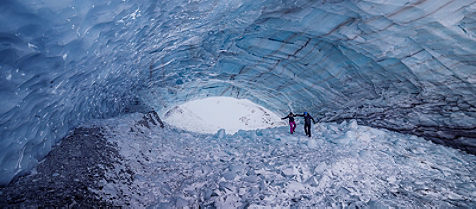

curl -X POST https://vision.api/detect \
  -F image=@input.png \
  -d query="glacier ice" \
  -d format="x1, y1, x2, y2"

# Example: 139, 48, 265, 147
0, 0, 475, 185
95, 113, 475, 207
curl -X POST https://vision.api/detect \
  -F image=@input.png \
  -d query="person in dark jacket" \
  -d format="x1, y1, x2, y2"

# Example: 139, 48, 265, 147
281, 112, 297, 134
297, 112, 316, 137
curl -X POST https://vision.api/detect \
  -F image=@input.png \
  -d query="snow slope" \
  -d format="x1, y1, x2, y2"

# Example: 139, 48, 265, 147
96, 113, 475, 208
163, 97, 286, 134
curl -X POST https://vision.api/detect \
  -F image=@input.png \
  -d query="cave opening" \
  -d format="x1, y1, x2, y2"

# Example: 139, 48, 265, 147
162, 96, 286, 134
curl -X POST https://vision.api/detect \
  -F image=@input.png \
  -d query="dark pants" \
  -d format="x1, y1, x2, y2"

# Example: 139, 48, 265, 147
304, 123, 311, 137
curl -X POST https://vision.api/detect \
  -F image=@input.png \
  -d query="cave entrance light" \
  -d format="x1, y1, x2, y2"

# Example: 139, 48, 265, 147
163, 97, 286, 134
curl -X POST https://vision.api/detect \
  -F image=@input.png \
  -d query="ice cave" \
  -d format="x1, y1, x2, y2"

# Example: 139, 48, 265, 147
0, 0, 475, 207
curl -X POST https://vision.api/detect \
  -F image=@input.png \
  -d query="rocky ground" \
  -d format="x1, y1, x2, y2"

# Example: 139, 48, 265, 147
0, 127, 134, 208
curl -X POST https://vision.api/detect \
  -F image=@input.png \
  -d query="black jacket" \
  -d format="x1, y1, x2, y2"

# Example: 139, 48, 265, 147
282, 114, 296, 122
297, 113, 315, 125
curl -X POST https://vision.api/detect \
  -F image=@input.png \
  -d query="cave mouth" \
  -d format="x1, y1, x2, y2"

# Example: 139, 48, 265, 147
0, 0, 475, 186
162, 97, 286, 134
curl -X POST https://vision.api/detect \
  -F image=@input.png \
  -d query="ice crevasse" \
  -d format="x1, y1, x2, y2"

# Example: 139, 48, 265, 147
0, 0, 475, 185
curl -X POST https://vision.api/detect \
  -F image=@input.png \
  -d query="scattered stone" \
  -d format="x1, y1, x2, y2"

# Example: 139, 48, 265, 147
0, 127, 134, 208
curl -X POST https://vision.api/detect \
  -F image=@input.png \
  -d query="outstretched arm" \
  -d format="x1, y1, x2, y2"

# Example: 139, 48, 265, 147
313, 118, 320, 124
281, 116, 289, 120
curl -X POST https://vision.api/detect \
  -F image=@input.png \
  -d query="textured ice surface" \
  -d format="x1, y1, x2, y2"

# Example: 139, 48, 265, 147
1, 0, 475, 184
163, 97, 285, 134
98, 114, 475, 208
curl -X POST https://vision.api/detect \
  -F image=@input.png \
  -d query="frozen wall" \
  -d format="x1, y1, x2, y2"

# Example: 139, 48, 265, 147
0, 0, 475, 185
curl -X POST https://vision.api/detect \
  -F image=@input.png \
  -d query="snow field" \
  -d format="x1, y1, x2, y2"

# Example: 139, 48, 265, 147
97, 113, 475, 208
163, 97, 286, 134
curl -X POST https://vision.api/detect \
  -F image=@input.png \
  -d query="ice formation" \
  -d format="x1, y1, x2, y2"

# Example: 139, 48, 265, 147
96, 114, 475, 207
163, 97, 285, 134
0, 0, 475, 186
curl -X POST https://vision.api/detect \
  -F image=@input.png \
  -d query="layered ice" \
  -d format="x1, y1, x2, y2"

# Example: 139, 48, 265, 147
97, 114, 475, 208
1, 0, 475, 184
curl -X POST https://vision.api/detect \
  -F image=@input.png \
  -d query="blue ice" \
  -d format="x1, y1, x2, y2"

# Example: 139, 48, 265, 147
0, 0, 475, 188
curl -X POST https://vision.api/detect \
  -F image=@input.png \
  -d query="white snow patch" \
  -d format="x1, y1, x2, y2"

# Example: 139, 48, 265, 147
163, 97, 286, 134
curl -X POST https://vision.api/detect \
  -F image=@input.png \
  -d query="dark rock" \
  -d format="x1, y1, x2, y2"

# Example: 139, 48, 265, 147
0, 127, 134, 208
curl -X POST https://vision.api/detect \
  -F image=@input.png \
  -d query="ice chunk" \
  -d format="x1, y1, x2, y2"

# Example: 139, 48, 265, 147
215, 129, 226, 139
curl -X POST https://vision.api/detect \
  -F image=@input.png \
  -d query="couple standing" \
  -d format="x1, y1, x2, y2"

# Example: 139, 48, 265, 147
282, 112, 316, 137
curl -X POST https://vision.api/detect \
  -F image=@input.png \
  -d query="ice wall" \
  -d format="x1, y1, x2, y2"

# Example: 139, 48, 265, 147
0, 0, 475, 185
